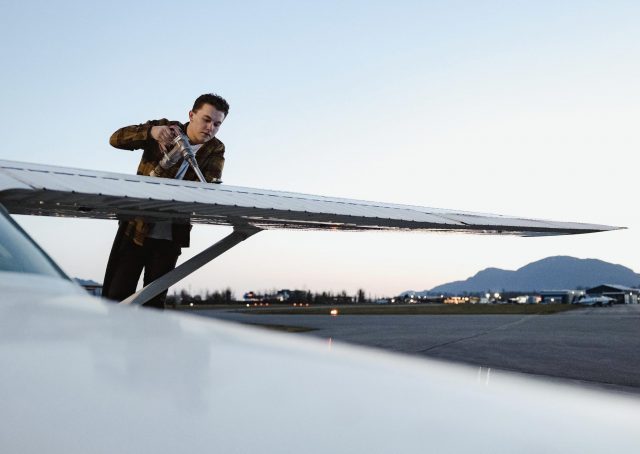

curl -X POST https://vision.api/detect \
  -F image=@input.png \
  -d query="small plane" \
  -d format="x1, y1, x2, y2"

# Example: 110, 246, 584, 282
0, 159, 637, 452
573, 295, 616, 306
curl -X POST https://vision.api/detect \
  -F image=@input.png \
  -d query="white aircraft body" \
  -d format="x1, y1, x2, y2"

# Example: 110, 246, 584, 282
0, 159, 637, 452
574, 295, 616, 306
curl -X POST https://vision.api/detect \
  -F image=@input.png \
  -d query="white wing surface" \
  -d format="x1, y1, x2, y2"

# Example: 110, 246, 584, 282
0, 160, 620, 236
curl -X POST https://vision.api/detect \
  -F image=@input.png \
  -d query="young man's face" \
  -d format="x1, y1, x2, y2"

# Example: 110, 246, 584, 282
187, 103, 226, 144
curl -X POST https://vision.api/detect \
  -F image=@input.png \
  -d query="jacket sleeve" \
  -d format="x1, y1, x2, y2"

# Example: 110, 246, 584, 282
203, 141, 226, 183
109, 119, 176, 150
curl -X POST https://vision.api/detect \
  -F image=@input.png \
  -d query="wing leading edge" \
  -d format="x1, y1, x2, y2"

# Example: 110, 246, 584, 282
0, 159, 622, 306
0, 160, 621, 236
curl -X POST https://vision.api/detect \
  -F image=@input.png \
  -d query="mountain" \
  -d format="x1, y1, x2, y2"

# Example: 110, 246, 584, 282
422, 256, 640, 294
74, 278, 101, 287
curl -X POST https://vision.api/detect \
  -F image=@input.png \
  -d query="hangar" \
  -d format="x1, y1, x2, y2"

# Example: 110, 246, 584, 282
586, 284, 639, 304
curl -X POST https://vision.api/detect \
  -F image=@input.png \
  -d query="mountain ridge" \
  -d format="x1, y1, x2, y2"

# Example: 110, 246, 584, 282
406, 256, 640, 295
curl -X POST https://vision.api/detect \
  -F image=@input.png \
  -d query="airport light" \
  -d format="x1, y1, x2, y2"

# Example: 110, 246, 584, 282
330, 309, 339, 316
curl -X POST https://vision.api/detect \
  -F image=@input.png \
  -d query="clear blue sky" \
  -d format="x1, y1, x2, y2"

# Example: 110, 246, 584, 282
1, 1, 638, 297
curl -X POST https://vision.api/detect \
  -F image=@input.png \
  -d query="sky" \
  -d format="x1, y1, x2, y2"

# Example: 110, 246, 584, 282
1, 1, 638, 298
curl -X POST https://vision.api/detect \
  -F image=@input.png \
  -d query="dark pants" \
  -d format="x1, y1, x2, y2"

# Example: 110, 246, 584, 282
103, 224, 181, 309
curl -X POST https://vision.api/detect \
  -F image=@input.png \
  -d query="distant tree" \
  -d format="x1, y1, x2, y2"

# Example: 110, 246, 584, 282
180, 289, 192, 304
321, 291, 329, 304
357, 288, 366, 303
165, 294, 178, 306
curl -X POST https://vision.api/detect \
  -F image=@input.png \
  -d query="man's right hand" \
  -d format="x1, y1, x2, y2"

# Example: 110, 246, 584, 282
158, 141, 184, 169
150, 125, 181, 152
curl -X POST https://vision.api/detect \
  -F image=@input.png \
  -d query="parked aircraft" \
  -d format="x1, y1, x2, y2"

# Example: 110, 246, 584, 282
574, 295, 616, 306
0, 159, 637, 452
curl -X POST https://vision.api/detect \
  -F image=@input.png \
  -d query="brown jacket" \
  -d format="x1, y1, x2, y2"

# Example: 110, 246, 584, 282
110, 118, 225, 247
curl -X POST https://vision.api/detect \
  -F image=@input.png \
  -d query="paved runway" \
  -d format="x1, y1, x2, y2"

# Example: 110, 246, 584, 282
197, 304, 640, 394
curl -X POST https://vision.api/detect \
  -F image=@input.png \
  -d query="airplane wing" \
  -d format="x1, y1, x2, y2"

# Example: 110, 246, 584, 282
0, 159, 620, 236
0, 159, 622, 306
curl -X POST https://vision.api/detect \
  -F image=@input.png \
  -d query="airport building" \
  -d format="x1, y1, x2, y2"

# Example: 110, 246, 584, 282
586, 284, 640, 304
539, 290, 583, 304
75, 278, 103, 297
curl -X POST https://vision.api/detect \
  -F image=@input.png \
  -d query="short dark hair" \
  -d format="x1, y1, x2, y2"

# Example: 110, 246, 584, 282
192, 93, 230, 117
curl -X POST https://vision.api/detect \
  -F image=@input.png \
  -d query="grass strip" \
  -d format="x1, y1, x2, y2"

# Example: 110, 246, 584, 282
242, 322, 316, 333
237, 304, 580, 316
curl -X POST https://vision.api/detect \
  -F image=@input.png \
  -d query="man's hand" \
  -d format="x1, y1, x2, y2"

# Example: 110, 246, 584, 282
158, 141, 184, 169
150, 125, 181, 152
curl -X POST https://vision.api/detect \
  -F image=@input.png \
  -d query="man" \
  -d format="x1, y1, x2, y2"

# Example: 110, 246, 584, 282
102, 93, 229, 308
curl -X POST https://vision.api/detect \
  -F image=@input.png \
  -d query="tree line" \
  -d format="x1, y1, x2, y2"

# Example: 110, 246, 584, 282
166, 288, 371, 306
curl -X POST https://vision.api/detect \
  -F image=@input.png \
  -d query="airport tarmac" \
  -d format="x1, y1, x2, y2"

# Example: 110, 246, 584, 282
197, 304, 640, 395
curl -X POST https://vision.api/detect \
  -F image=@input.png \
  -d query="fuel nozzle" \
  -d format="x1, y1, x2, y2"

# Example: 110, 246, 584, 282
172, 133, 207, 183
